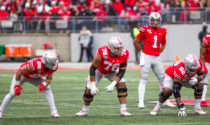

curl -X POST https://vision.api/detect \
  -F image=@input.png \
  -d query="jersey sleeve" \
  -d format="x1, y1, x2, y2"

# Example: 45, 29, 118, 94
29, 59, 37, 71
202, 35, 210, 46
97, 47, 102, 58
123, 49, 129, 62
173, 67, 185, 81
136, 26, 146, 40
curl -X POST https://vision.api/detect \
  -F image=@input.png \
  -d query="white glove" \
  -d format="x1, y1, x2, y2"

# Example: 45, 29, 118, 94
105, 81, 117, 92
178, 107, 186, 116
188, 77, 198, 86
90, 82, 98, 96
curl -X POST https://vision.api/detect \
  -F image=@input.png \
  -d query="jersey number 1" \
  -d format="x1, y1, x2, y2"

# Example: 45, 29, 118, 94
152, 35, 157, 48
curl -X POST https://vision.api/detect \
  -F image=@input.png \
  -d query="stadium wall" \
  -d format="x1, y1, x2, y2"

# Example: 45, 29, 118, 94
0, 24, 204, 62
71, 24, 203, 63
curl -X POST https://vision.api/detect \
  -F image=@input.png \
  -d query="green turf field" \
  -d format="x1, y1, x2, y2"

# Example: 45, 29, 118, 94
0, 70, 210, 125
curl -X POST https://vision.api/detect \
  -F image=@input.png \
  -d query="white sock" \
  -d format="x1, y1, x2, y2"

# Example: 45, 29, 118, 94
201, 85, 207, 101
44, 88, 57, 112
195, 99, 201, 107
82, 105, 89, 112
0, 93, 14, 112
120, 104, 127, 111
156, 101, 163, 109
138, 79, 147, 103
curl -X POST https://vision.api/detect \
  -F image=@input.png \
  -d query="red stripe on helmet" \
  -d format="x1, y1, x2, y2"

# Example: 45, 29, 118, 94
192, 55, 196, 69
155, 12, 158, 18
117, 38, 122, 46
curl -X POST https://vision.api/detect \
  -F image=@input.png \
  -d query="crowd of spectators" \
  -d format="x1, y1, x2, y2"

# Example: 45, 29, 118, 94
0, 0, 209, 32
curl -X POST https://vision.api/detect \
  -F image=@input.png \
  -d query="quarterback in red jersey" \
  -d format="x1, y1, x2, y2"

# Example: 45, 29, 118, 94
0, 51, 60, 118
76, 37, 131, 116
133, 12, 174, 108
150, 54, 206, 116
200, 34, 210, 107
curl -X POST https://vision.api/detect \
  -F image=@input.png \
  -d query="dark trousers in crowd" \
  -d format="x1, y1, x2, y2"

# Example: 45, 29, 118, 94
78, 45, 93, 62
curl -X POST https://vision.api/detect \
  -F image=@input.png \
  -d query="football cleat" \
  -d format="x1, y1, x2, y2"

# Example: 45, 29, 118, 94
75, 110, 88, 116
51, 111, 60, 118
150, 107, 160, 115
201, 100, 208, 107
194, 106, 206, 115
163, 100, 176, 107
120, 110, 132, 116
138, 100, 145, 109
0, 111, 2, 118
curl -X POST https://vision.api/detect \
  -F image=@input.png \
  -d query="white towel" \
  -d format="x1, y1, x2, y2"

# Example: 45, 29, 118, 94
140, 52, 145, 66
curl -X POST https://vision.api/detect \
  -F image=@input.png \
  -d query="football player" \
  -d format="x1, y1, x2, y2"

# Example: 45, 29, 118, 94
75, 37, 131, 116
150, 54, 206, 116
0, 51, 60, 118
200, 34, 210, 107
133, 12, 175, 108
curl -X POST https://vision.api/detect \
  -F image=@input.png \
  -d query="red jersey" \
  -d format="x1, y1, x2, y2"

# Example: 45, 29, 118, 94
19, 58, 58, 78
97, 46, 129, 74
202, 35, 210, 63
165, 60, 203, 82
136, 26, 167, 56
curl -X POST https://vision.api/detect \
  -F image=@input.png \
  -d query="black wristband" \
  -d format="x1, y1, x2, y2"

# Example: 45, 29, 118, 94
197, 77, 202, 83
177, 103, 185, 109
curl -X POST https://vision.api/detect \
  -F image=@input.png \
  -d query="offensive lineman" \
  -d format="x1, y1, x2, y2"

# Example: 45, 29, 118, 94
133, 12, 175, 108
150, 54, 206, 116
75, 37, 132, 116
0, 51, 60, 118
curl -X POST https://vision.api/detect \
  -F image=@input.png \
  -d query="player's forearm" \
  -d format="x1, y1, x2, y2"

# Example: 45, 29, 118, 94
200, 54, 205, 65
200, 45, 206, 64
175, 97, 182, 105
197, 71, 205, 82
89, 64, 97, 82
45, 79, 52, 85
45, 73, 53, 85
133, 38, 142, 52
160, 44, 166, 53
15, 70, 22, 81
90, 76, 95, 82
113, 76, 121, 83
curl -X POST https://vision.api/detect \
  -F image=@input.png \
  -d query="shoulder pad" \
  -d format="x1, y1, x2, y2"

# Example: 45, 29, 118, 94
139, 26, 146, 33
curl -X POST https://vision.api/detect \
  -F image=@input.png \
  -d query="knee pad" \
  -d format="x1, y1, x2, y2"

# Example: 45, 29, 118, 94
83, 88, 94, 102
194, 88, 203, 96
159, 91, 170, 101
117, 83, 127, 98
